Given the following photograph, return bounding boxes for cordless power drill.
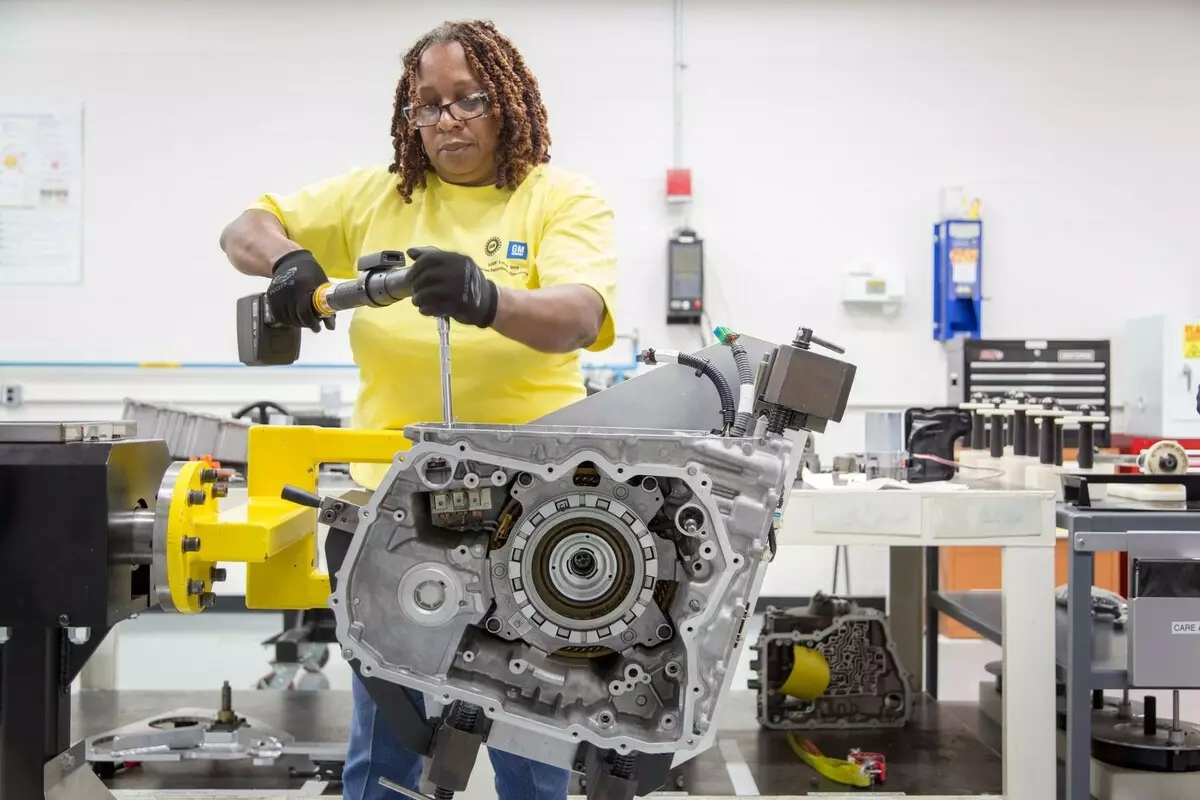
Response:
[237,251,412,366]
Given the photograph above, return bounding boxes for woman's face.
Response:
[414,42,500,186]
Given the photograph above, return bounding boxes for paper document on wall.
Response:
[0,105,83,284]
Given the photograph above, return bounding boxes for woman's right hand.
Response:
[266,249,331,331]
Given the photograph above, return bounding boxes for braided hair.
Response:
[389,20,552,203]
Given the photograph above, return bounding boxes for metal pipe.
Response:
[672,0,684,167]
[438,317,453,424]
[108,509,156,565]
[1169,690,1185,746]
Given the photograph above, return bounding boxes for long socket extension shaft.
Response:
[438,316,453,424]
[312,266,415,317]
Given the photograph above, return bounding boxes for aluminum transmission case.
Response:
[332,423,789,769]
[753,595,913,730]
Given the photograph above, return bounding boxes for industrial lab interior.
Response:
[3,2,1200,799]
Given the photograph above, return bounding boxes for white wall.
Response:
[3,0,1200,600]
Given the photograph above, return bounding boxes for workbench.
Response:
[79,689,1010,797]
[780,477,1059,800]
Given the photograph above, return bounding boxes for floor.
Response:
[79,613,1200,799]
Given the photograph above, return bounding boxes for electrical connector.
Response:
[713,326,737,344]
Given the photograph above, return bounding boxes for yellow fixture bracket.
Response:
[167,425,411,612]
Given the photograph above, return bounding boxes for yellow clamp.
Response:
[163,425,412,613]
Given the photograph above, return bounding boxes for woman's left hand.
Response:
[406,246,499,328]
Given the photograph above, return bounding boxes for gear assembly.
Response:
[0,302,856,800]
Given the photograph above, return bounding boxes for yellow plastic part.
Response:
[166,425,411,611]
[779,645,831,701]
[787,734,872,788]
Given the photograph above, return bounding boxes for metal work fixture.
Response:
[0,325,856,800]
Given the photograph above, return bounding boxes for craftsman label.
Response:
[1171,621,1200,634]
[1058,350,1095,362]
[1185,324,1200,359]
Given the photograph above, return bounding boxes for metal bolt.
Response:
[393,509,407,522]
[67,627,91,645]
[200,593,216,608]
[200,469,219,484]
[210,483,229,499]
[689,599,702,612]
[621,630,637,643]
[636,695,648,707]
[343,648,354,659]
[181,536,202,552]
[60,752,75,770]
[57,614,70,627]
[187,579,205,596]
[210,567,227,583]
[471,545,485,557]
[353,597,361,605]
[187,489,207,506]
[492,564,508,578]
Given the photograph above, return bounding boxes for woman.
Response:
[219,19,618,800]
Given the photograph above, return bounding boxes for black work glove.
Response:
[406,246,498,328]
[266,249,334,332]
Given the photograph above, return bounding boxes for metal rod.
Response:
[1169,690,1185,746]
[437,317,453,424]
[672,0,684,167]
[379,776,436,800]
[108,509,156,565]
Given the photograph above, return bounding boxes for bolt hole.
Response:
[617,468,624,474]
[459,445,466,452]
[641,477,658,492]
[685,626,694,633]
[443,694,451,701]
[733,556,742,565]
[572,732,579,738]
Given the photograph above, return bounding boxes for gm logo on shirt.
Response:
[507,241,528,260]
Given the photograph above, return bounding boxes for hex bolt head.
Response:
[57,614,70,627]
[187,489,207,506]
[200,592,216,608]
[181,536,202,553]
[200,468,219,484]
[210,483,229,499]
[210,567,227,583]
[187,579,205,596]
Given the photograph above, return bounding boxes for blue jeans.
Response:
[344,674,570,800]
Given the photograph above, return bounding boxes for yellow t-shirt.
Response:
[250,164,617,488]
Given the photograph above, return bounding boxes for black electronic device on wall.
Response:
[667,229,704,325]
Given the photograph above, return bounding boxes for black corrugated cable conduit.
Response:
[727,339,755,436]
[640,348,736,432]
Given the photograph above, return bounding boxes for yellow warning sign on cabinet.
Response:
[1185,324,1200,358]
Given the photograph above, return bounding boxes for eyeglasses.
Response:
[403,91,490,128]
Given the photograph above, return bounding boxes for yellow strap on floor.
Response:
[787,733,872,788]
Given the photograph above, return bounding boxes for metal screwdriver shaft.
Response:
[438,316,453,424]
